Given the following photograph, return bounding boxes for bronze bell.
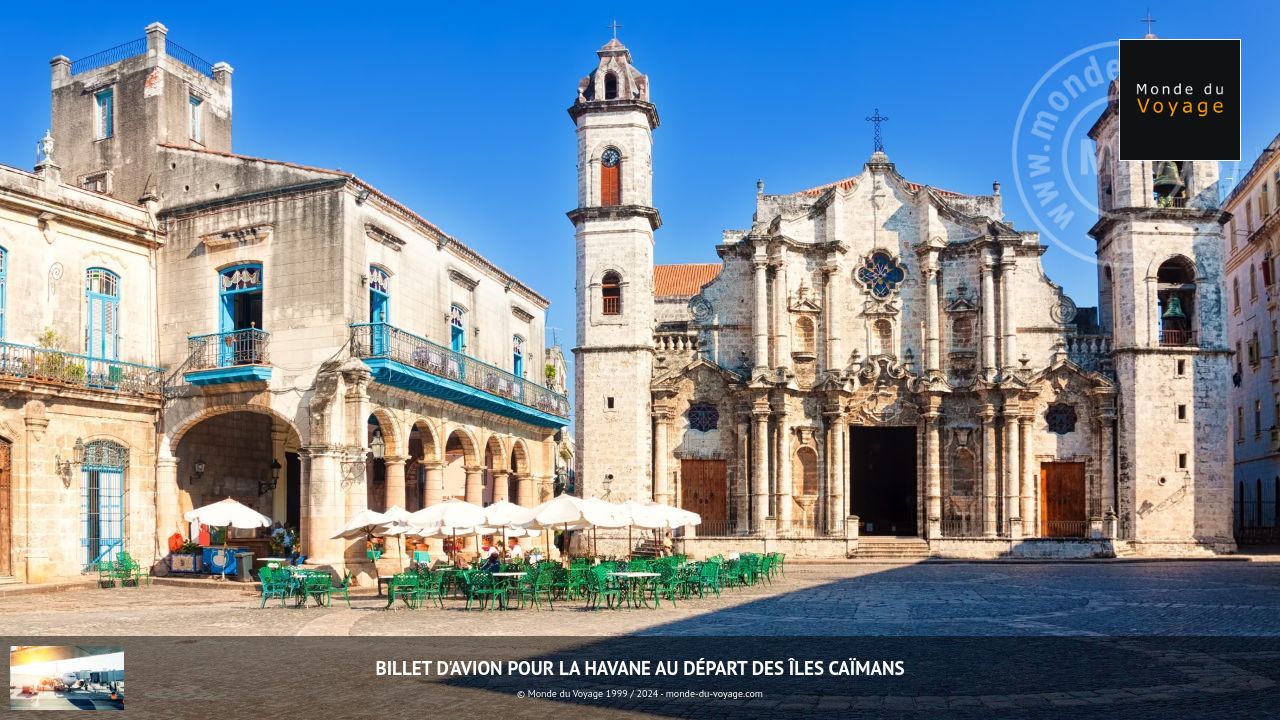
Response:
[1153,161,1184,196]
[1162,295,1186,319]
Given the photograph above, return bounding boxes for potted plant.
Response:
[170,540,203,573]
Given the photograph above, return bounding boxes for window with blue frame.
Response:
[450,304,466,353]
[219,264,264,365]
[85,269,120,361]
[81,440,127,567]
[512,334,525,377]
[94,89,114,140]
[369,266,390,355]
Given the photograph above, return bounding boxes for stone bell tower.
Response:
[1088,80,1235,551]
[568,36,660,502]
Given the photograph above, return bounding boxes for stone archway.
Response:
[510,439,531,506]
[483,435,508,505]
[443,427,481,504]
[406,419,441,511]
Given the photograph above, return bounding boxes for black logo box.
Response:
[1119,39,1240,161]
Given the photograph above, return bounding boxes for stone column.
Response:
[753,253,770,371]
[492,470,511,504]
[925,407,942,538]
[829,416,847,534]
[20,405,48,583]
[653,408,671,505]
[773,260,791,369]
[751,410,769,533]
[776,415,793,532]
[424,463,444,507]
[1003,406,1021,538]
[464,466,484,506]
[517,475,534,506]
[823,260,843,374]
[155,450,180,539]
[1019,415,1035,536]
[1097,408,1116,517]
[981,256,997,378]
[735,415,750,532]
[980,405,998,537]
[1000,248,1018,372]
[302,448,346,567]
[925,264,941,374]
[271,425,288,522]
[384,455,407,510]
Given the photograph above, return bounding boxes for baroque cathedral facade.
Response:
[571,39,1235,557]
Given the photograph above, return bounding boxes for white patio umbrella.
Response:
[620,501,702,559]
[408,498,487,529]
[483,501,537,555]
[183,498,271,579]
[373,520,417,571]
[522,495,627,558]
[330,508,391,540]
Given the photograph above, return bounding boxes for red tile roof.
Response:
[794,175,964,198]
[654,263,721,297]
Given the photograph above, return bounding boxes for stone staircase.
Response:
[0,576,20,587]
[853,536,932,561]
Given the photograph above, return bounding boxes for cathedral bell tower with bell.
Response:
[1088,79,1235,551]
[568,33,661,502]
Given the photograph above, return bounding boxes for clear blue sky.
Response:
[0,1,1275,366]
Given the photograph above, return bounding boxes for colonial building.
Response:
[571,39,1235,558]
[0,144,164,584]
[1,22,569,583]
[1223,133,1280,544]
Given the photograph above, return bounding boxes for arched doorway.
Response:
[443,429,478,502]
[483,435,506,505]
[366,415,387,512]
[172,410,301,533]
[406,421,440,511]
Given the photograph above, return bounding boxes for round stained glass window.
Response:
[687,402,719,432]
[856,252,907,299]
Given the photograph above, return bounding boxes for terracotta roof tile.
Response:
[654,263,721,297]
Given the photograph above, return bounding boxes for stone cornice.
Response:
[1088,207,1226,240]
[567,205,662,231]
[567,99,660,130]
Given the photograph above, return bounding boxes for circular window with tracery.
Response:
[1045,403,1077,435]
[687,402,719,432]
[856,251,907,298]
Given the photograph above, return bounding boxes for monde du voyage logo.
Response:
[1119,39,1240,161]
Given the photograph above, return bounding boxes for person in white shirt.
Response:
[507,538,525,561]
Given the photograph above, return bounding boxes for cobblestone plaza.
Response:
[4,561,1278,637]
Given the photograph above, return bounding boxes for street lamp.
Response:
[370,429,386,460]
[55,437,85,489]
[259,458,282,496]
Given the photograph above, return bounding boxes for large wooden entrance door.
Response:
[1040,462,1086,538]
[0,441,10,576]
[849,427,918,536]
[681,460,727,534]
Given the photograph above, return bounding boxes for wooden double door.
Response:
[1040,462,1086,538]
[680,459,727,532]
[0,441,10,576]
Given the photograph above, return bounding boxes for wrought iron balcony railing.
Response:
[351,322,570,420]
[70,36,215,77]
[0,341,162,395]
[187,328,271,370]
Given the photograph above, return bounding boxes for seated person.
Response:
[507,538,525,562]
[479,551,501,572]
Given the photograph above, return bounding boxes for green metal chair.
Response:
[464,571,508,611]
[96,561,117,589]
[257,567,290,608]
[300,573,333,607]
[649,564,681,608]
[418,571,448,608]
[584,566,623,610]
[516,568,557,610]
[385,572,421,609]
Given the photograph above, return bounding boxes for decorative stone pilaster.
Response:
[980,254,998,379]
[980,404,998,537]
[1004,405,1021,538]
[1000,246,1018,374]
[924,405,942,538]
[1019,414,1034,535]
[751,408,769,533]
[772,258,791,370]
[653,405,672,506]
[752,252,770,372]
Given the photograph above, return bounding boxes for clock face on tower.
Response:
[601,148,621,168]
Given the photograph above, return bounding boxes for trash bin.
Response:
[234,551,254,582]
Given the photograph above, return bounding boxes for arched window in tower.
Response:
[1098,147,1114,211]
[450,304,467,353]
[1156,257,1196,346]
[604,72,618,100]
[1152,161,1188,207]
[872,318,894,356]
[601,271,622,315]
[794,316,816,357]
[600,147,622,206]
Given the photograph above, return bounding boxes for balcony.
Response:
[1159,329,1196,347]
[184,328,272,385]
[350,322,569,428]
[0,341,162,396]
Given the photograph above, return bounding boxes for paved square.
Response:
[2,561,1278,637]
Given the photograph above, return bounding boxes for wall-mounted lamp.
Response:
[370,428,386,460]
[192,458,207,480]
[259,458,282,496]
[55,437,85,489]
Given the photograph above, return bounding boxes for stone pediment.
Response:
[651,355,743,392]
[946,283,979,313]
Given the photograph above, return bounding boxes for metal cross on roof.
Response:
[865,108,889,153]
[608,19,623,40]
[1141,10,1157,36]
